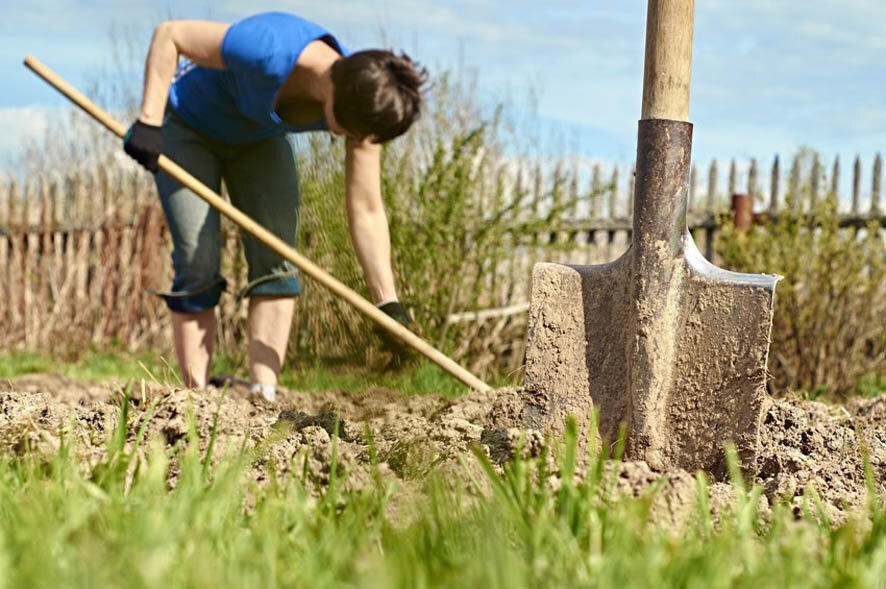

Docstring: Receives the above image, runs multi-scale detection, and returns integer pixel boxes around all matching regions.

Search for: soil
[1,373,883,527]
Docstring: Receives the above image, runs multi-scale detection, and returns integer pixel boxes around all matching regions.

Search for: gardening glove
[375,301,419,366]
[123,120,163,173]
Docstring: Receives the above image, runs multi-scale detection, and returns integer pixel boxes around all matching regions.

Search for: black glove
[123,120,163,173]
[375,301,418,365]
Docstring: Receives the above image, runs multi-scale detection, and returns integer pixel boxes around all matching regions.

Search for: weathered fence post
[707,158,718,212]
[810,154,820,207]
[505,169,524,306]
[0,174,8,332]
[831,156,840,198]
[526,164,543,298]
[703,161,718,260]
[8,178,22,338]
[769,155,780,214]
[627,162,636,221]
[37,174,53,346]
[748,158,758,203]
[852,155,861,214]
[567,164,580,264]
[588,164,602,263]
[607,165,619,261]
[591,164,602,219]
[487,164,506,308]
[728,158,737,201]
[872,153,882,215]
[24,177,39,345]
[789,156,800,211]
[731,193,753,231]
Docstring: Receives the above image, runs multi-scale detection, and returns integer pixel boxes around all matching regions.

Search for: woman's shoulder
[222,12,342,79]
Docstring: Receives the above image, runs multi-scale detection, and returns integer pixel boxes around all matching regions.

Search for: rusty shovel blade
[523,119,780,478]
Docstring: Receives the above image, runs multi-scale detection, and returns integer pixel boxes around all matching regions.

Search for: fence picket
[586,165,598,263]
[607,166,619,261]
[22,179,37,344]
[504,169,523,306]
[37,175,52,346]
[551,163,567,264]
[566,166,580,264]
[591,164,602,219]
[707,159,718,213]
[526,164,543,298]
[852,155,861,214]
[811,154,821,207]
[627,162,635,220]
[728,159,737,201]
[831,157,840,199]
[748,158,758,203]
[790,156,801,210]
[770,155,780,214]
[0,176,7,326]
[46,175,64,342]
[8,179,24,338]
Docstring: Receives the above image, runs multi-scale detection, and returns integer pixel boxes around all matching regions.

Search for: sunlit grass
[0,349,514,397]
[0,405,882,589]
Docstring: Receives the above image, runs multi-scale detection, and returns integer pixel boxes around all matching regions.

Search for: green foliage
[716,156,885,397]
[0,408,883,588]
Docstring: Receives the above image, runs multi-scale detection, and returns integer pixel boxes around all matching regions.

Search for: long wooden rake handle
[24,55,491,393]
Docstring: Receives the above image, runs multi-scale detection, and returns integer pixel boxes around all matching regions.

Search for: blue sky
[2,0,885,173]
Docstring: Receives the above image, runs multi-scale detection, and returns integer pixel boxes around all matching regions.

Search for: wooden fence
[0,167,250,353]
[463,153,884,322]
[0,152,883,359]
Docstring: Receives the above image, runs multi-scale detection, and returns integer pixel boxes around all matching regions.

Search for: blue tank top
[168,12,348,144]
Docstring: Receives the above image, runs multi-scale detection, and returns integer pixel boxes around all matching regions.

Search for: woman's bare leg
[247,295,296,387]
[170,308,216,388]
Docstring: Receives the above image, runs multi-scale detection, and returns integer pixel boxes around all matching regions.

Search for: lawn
[0,351,884,588]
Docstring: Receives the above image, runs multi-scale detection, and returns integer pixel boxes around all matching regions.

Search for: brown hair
[330,50,428,143]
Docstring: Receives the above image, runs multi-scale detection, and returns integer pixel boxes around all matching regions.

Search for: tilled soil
[1,373,883,527]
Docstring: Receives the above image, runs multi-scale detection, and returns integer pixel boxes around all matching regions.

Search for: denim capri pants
[154,108,301,313]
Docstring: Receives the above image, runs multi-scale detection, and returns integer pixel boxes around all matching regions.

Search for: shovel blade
[525,234,778,478]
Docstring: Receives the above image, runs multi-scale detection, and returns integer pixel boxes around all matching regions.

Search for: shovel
[23,56,491,394]
[522,0,780,477]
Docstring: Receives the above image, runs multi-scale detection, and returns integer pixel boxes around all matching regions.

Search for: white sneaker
[249,382,277,403]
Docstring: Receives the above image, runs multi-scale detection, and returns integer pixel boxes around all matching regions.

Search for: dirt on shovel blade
[1,373,883,526]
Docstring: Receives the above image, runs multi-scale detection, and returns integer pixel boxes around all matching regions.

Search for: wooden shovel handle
[23,55,491,393]
[642,0,694,121]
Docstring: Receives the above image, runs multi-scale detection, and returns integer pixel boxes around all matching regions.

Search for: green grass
[6,348,879,401]
[0,349,512,397]
[855,373,886,399]
[0,408,883,589]
[0,348,172,383]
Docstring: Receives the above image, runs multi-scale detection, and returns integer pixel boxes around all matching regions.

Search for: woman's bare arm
[344,137,399,304]
[139,20,230,125]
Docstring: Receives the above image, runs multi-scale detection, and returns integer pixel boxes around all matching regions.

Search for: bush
[716,167,885,397]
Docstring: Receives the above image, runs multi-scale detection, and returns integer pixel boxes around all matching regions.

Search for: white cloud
[0,106,56,159]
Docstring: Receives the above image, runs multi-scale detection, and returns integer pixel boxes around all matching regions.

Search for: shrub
[716,167,885,397]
